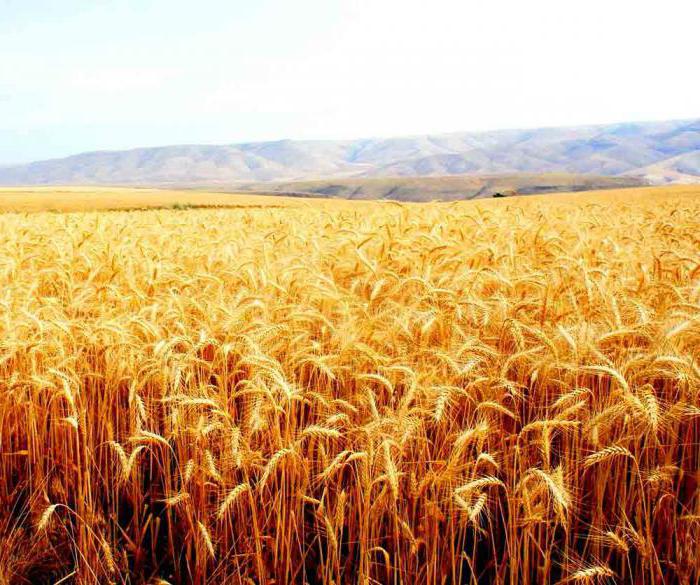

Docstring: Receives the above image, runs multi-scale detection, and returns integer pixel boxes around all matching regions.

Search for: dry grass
[0,186,698,584]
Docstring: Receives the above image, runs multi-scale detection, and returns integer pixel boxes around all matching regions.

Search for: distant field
[1,183,698,213]
[0,186,306,213]
[205,172,647,202]
[0,184,699,583]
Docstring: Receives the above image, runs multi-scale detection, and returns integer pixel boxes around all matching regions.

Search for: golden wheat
[0,187,698,583]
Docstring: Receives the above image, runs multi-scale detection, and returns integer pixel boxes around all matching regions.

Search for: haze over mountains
[1,119,698,191]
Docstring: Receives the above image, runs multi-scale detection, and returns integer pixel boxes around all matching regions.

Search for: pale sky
[1,0,698,164]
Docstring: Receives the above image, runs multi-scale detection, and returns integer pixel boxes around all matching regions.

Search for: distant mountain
[0,119,698,187]
[629,150,700,183]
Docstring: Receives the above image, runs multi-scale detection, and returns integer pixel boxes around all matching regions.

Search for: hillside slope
[229,174,645,201]
[0,119,698,187]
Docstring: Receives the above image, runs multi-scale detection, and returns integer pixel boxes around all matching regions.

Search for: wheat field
[0,187,303,213]
[0,186,698,584]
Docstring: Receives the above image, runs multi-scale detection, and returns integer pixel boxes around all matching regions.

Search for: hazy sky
[1,0,698,164]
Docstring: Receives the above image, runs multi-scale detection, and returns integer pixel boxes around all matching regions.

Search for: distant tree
[492,192,506,198]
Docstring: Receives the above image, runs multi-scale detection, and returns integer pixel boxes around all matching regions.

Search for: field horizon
[1,182,698,214]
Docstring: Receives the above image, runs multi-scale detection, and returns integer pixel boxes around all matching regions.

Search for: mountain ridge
[1,118,698,187]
